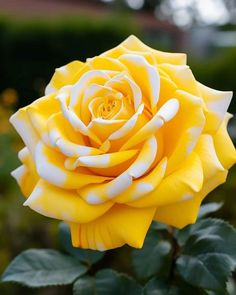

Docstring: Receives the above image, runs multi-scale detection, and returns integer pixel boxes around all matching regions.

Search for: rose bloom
[10,36,236,250]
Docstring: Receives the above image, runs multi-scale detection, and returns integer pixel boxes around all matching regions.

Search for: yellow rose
[10,35,236,250]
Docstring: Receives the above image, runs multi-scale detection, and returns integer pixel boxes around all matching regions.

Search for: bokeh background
[0,0,236,294]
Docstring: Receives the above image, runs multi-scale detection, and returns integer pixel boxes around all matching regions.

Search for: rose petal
[35,141,111,189]
[129,152,203,208]
[69,204,156,250]
[213,113,236,169]
[24,179,113,223]
[119,53,160,112]
[45,61,84,95]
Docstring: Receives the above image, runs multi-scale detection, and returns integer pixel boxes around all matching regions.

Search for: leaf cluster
[1,203,236,294]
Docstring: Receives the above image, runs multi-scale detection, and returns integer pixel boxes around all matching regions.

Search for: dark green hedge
[0,15,138,107]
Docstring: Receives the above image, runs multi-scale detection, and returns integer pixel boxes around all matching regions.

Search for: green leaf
[73,276,95,295]
[132,230,172,279]
[1,249,88,287]
[144,278,208,295]
[144,278,170,294]
[176,218,236,290]
[177,253,232,291]
[151,221,169,231]
[73,269,143,295]
[198,203,223,219]
[59,222,105,265]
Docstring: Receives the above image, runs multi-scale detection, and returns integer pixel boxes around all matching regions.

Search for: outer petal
[27,94,61,145]
[24,179,113,223]
[103,35,186,65]
[198,82,233,132]
[163,90,205,174]
[11,148,39,197]
[154,170,228,228]
[69,204,156,250]
[10,108,39,155]
[159,64,200,96]
[88,56,127,72]
[45,61,84,95]
[194,134,225,180]
[213,114,236,169]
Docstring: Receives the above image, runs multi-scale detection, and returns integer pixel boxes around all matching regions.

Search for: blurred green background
[0,0,236,294]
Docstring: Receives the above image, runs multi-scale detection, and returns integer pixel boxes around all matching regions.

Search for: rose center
[98,98,118,119]
[89,94,122,120]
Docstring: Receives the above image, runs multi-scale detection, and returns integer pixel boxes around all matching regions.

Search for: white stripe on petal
[56,138,103,157]
[120,112,164,151]
[119,54,160,111]
[107,173,133,199]
[108,104,144,140]
[35,141,66,186]
[79,172,133,204]
[156,99,179,123]
[77,149,138,168]
[57,91,102,145]
[69,70,109,108]
[127,136,157,178]
[11,165,27,183]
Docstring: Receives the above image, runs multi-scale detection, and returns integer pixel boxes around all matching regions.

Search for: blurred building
[0,0,184,51]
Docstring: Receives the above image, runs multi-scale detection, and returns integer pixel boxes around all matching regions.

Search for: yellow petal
[69,70,109,109]
[120,98,179,151]
[115,157,167,203]
[35,141,111,189]
[45,61,84,95]
[69,204,156,250]
[47,112,85,146]
[57,89,102,145]
[194,134,225,180]
[79,136,158,204]
[10,108,39,155]
[11,147,39,197]
[88,56,127,72]
[79,172,133,204]
[198,82,233,132]
[127,136,158,178]
[155,195,201,229]
[88,118,125,143]
[159,64,200,96]
[213,113,236,169]
[24,179,113,223]
[158,76,177,108]
[163,90,205,174]
[76,149,138,168]
[119,112,164,151]
[108,104,144,140]
[129,152,204,208]
[106,73,142,111]
[119,53,160,112]
[120,35,187,65]
[154,170,228,228]
[26,94,61,145]
[47,112,105,157]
